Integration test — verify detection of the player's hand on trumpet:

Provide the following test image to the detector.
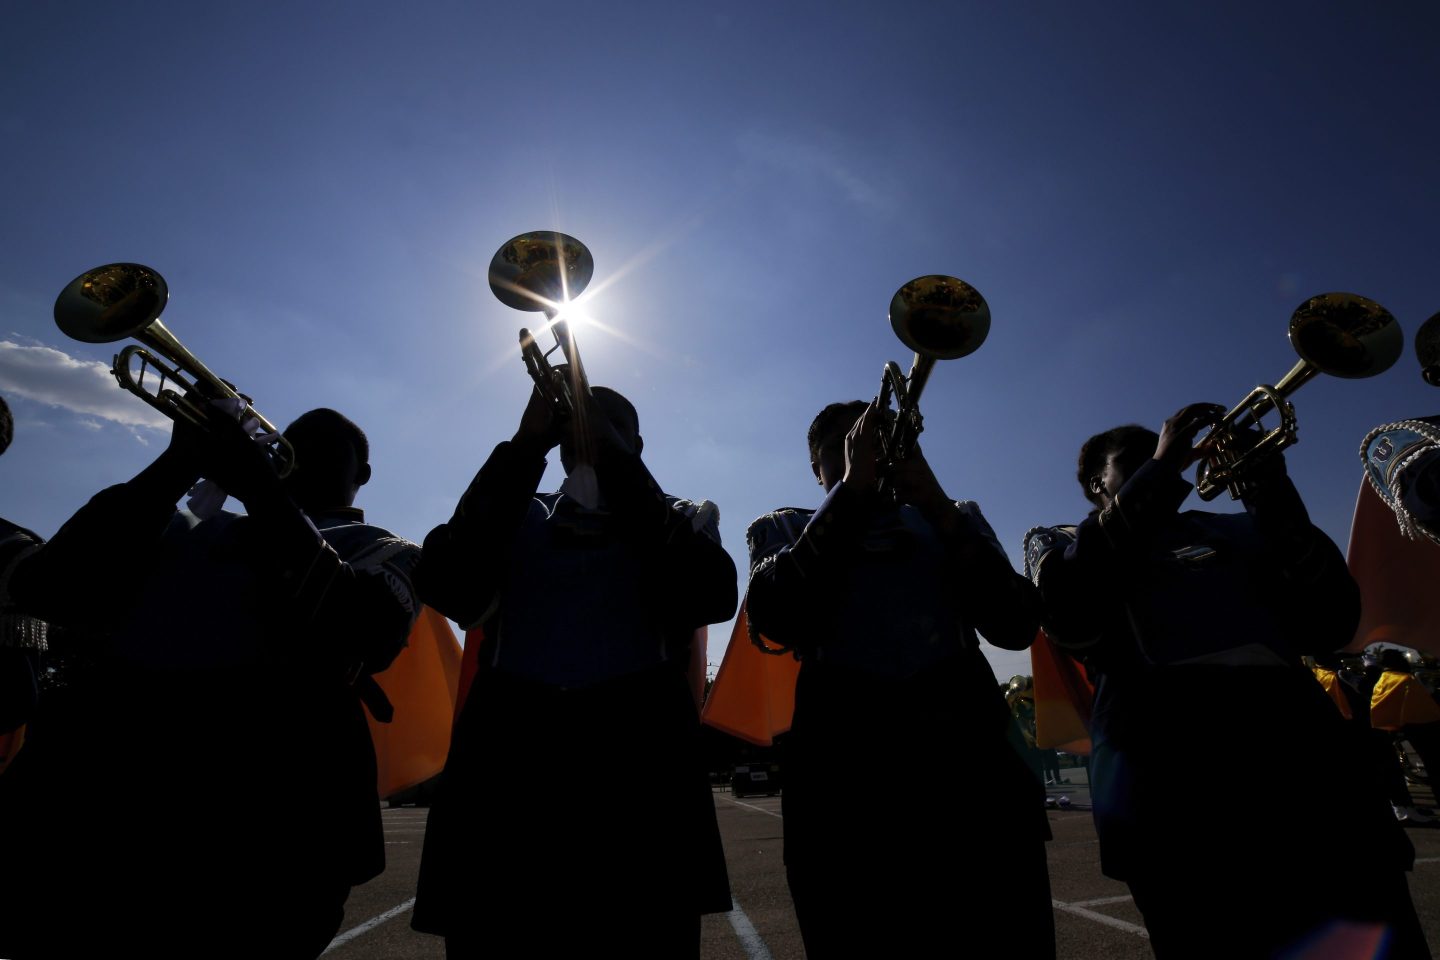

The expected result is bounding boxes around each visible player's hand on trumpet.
[1154,402,1226,473]
[512,382,565,456]
[172,398,284,507]
[843,399,883,493]
[888,444,949,516]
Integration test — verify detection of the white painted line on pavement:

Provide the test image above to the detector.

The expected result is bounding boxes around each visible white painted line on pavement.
[321,898,416,955]
[1052,899,1149,939]
[725,796,783,819]
[1069,894,1134,907]
[722,788,1156,945]
[1416,857,1440,864]
[727,899,775,960]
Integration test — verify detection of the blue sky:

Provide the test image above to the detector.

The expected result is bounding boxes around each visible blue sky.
[2,2,1438,681]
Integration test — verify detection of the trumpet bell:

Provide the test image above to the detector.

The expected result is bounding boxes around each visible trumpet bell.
[488,232,594,314]
[889,275,990,361]
[1195,290,1402,501]
[52,261,297,477]
[1288,292,1402,381]
[54,262,169,343]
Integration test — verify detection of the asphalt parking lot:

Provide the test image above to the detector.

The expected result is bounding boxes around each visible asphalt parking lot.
[322,777,1440,959]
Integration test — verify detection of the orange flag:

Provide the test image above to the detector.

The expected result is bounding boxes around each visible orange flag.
[701,602,800,747]
[368,606,464,799]
[1030,629,1094,754]
[1347,480,1440,656]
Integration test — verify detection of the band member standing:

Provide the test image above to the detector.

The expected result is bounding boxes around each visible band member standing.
[1025,408,1427,959]
[0,395,47,752]
[410,383,737,957]
[747,399,1053,958]
[0,405,420,960]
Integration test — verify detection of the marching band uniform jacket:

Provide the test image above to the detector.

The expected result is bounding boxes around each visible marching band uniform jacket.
[411,440,736,945]
[0,518,46,735]
[0,470,420,959]
[746,480,1052,958]
[1026,457,1422,958]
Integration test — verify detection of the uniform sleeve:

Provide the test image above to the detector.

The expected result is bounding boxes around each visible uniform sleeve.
[1241,468,1359,655]
[1031,459,1190,654]
[413,441,549,629]
[314,536,422,678]
[947,501,1041,651]
[5,453,196,629]
[655,497,739,629]
[746,482,873,656]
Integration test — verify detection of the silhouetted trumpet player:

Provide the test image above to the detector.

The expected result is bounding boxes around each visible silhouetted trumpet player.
[0,264,421,960]
[745,278,1054,959]
[1024,293,1428,959]
[410,234,737,958]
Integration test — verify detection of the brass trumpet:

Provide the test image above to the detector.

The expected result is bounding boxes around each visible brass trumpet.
[54,263,295,476]
[1195,291,1402,501]
[487,232,594,419]
[876,275,990,489]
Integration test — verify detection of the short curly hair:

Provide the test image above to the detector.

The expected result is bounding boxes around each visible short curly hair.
[807,400,868,461]
[284,408,369,465]
[1077,424,1157,507]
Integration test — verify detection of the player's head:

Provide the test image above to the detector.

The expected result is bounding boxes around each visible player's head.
[1078,424,1157,510]
[281,408,371,511]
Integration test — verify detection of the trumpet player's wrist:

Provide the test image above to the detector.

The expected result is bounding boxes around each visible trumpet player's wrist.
[453,441,548,528]
[131,447,204,505]
[509,432,555,458]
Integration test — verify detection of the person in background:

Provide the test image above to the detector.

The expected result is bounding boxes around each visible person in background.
[0,395,47,764]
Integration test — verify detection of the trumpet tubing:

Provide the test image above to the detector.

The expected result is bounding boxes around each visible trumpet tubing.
[53,263,295,476]
[876,275,990,474]
[488,232,595,419]
[1195,292,1402,501]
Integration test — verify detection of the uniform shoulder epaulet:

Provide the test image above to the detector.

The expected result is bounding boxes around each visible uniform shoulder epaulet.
[0,519,44,613]
[1022,524,1077,586]
[316,521,422,622]
[745,508,813,556]
[1360,418,1440,544]
[667,496,723,545]
[743,509,814,659]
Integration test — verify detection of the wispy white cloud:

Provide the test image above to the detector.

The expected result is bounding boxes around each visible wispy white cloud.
[737,130,896,213]
[0,340,170,432]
